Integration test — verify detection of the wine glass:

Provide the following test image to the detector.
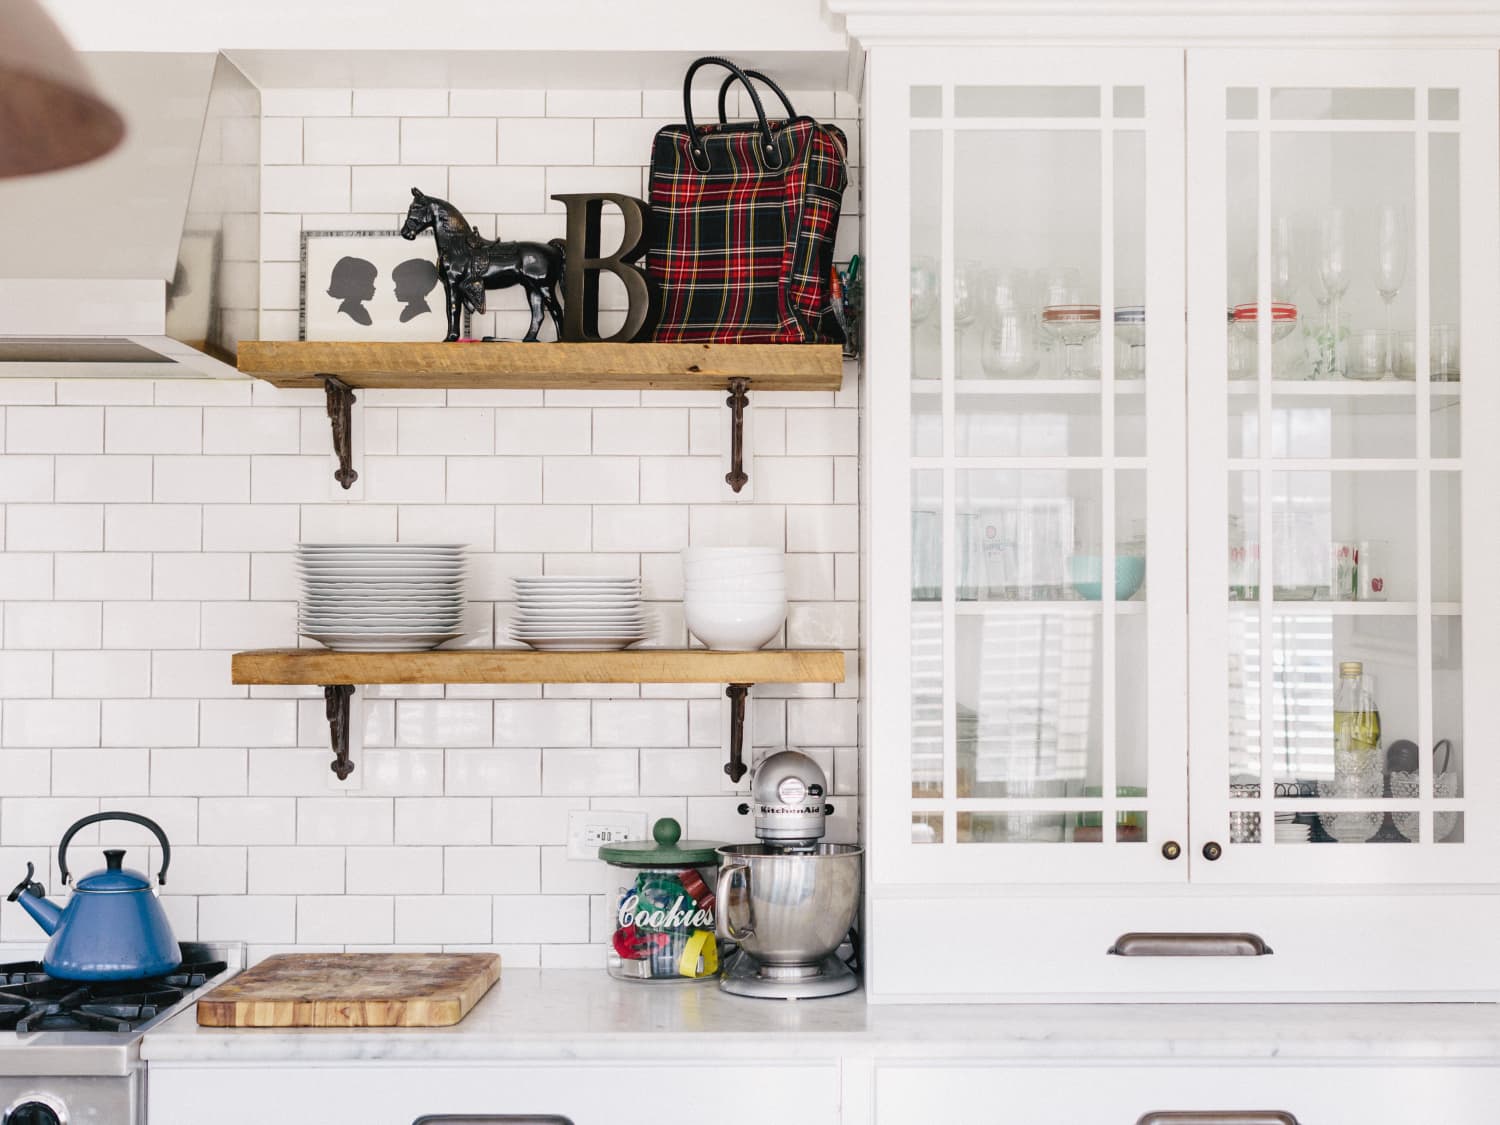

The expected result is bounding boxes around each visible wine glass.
[910,255,939,374]
[952,259,984,376]
[1373,203,1408,377]
[1317,207,1351,379]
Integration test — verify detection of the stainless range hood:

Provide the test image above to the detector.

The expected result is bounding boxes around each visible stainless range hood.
[0,51,260,377]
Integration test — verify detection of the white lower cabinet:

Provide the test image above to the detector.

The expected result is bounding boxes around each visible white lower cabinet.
[147,1062,841,1125]
[874,1064,1500,1125]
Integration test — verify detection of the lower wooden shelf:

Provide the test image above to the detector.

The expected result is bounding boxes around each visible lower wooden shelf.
[232,648,845,782]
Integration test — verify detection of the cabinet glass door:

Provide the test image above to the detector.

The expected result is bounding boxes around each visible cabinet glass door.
[1187,50,1500,882]
[870,48,1187,884]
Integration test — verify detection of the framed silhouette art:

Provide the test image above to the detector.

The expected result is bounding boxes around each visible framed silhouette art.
[300,229,470,342]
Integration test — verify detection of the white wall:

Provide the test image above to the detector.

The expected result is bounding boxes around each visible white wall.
[0,83,861,966]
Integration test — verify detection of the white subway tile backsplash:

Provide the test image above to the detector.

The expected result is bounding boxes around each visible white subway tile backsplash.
[6,505,103,551]
[153,457,251,503]
[298,895,393,944]
[3,700,99,747]
[249,846,343,894]
[0,455,54,501]
[395,895,491,943]
[6,407,102,453]
[53,651,150,698]
[5,603,101,650]
[103,602,199,649]
[101,699,198,747]
[104,408,201,455]
[262,165,350,213]
[53,747,148,795]
[497,117,592,165]
[104,505,201,552]
[55,552,151,600]
[346,846,438,894]
[402,117,497,164]
[492,894,588,944]
[0,553,52,600]
[296,798,393,845]
[0,84,861,959]
[55,455,151,502]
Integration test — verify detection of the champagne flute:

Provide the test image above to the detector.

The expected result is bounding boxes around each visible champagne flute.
[1318,207,1350,379]
[1374,203,1408,378]
[951,259,984,377]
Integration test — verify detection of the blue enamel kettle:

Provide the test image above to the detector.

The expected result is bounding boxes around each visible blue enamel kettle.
[6,811,180,981]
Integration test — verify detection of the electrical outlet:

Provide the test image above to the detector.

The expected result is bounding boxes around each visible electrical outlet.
[567,810,649,861]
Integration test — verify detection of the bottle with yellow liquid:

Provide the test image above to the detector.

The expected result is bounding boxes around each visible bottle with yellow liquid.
[1333,661,1381,761]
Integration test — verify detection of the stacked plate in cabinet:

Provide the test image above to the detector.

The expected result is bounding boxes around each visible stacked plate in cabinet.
[296,543,467,652]
[510,576,648,652]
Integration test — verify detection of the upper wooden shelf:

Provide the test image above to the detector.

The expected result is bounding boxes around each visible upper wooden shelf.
[236,341,844,392]
[232,648,846,686]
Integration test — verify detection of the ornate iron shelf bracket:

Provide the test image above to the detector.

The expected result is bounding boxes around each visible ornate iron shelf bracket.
[323,376,358,489]
[725,377,750,493]
[323,684,356,779]
[723,682,752,782]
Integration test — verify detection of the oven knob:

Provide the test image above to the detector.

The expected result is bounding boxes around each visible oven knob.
[5,1100,64,1125]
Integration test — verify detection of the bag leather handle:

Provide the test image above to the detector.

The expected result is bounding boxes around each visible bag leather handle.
[716,69,797,125]
[683,56,782,174]
[59,810,171,886]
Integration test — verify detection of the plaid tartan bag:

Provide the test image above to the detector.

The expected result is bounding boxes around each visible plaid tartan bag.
[648,57,847,345]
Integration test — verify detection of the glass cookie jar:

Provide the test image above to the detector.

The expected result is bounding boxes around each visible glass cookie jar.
[599,818,723,983]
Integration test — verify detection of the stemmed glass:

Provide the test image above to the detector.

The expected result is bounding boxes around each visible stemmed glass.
[910,255,939,374]
[979,269,1040,379]
[1317,207,1351,379]
[1373,203,1408,378]
[952,259,983,377]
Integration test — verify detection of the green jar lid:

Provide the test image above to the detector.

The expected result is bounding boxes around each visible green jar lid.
[598,818,721,867]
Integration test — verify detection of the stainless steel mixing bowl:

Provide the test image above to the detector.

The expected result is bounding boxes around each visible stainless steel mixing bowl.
[716,843,862,968]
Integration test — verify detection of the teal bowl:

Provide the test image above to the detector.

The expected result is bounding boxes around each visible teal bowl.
[1068,555,1146,601]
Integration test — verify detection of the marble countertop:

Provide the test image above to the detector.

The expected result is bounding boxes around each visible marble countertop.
[142,969,1500,1065]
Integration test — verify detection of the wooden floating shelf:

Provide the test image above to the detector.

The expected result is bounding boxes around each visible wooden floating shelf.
[233,648,845,783]
[232,648,845,686]
[236,341,844,391]
[236,341,842,494]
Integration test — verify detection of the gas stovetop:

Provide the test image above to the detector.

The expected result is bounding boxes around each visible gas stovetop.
[0,956,228,1033]
[0,942,243,1079]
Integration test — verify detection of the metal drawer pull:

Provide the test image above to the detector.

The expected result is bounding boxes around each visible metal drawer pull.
[1137,1114,1299,1125]
[413,1118,575,1124]
[1108,932,1273,957]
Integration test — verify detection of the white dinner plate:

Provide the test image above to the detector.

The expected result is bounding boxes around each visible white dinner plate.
[514,637,645,652]
[298,542,468,551]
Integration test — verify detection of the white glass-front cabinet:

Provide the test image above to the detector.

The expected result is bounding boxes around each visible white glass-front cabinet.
[864,45,1500,1000]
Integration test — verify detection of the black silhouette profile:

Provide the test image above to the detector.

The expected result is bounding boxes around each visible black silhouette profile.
[392,257,439,323]
[327,256,378,326]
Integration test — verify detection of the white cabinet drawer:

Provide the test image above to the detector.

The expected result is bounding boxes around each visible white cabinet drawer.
[149,1062,840,1125]
[869,893,1500,1001]
[875,1064,1500,1125]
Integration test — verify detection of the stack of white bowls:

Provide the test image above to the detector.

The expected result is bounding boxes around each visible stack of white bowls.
[682,547,786,651]
[510,576,649,651]
[296,543,466,652]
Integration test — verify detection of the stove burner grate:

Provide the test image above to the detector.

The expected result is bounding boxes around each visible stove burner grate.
[0,959,227,1033]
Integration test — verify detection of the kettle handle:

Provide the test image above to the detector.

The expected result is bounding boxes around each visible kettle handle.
[58,811,170,886]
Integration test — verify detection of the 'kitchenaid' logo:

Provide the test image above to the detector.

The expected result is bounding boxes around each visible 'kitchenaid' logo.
[617,893,714,930]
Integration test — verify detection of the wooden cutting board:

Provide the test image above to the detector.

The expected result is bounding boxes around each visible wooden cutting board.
[197,952,501,1028]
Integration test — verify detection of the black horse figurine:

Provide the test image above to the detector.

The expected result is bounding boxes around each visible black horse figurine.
[400,187,565,342]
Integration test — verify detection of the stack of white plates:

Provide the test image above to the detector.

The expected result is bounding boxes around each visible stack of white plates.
[1274,813,1311,844]
[511,576,648,651]
[296,543,467,652]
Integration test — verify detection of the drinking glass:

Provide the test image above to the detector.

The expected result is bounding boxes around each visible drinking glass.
[1373,203,1408,377]
[910,255,939,372]
[952,259,984,375]
[1348,328,1389,381]
[979,269,1040,379]
[1431,324,1461,382]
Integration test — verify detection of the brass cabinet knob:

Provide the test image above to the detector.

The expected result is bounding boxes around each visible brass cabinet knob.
[1202,840,1223,861]
[1161,840,1182,861]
